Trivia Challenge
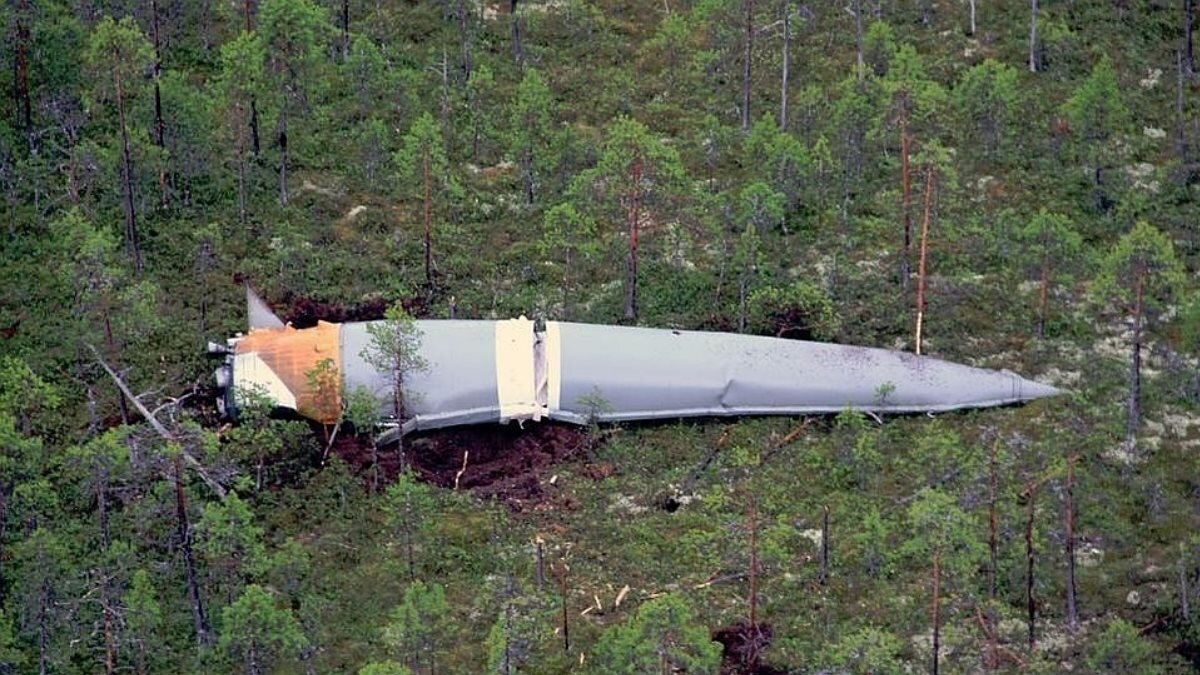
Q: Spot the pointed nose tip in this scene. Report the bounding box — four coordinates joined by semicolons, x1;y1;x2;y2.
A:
1019;377;1065;401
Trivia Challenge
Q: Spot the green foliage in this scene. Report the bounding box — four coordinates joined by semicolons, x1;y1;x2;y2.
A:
197;492;268;593
902;488;985;583
358;662;412;675
83;16;153;108
589;595;721;674
395;112;460;204
485;582;554;674
745;280;840;340
509;68;555;204
123;569;164;673
382;581;452;674
953;59;1020;158
1093;221;1186;318
362;302;427;419
1063;57;1128;143
1084;617;1163;674
219;584;309;673
816;626;906;674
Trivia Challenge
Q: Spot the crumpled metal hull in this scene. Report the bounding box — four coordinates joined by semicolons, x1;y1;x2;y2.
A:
214;293;1061;431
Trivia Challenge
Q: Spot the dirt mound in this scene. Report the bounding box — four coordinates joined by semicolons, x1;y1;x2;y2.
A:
712;621;783;675
330;422;592;509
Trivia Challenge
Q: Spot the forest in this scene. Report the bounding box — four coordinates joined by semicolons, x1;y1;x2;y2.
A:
2;0;1200;672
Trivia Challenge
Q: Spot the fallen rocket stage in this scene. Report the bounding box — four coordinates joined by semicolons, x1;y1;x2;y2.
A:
213;290;1062;433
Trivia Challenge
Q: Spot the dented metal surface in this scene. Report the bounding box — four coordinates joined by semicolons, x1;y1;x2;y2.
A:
215;289;1062;431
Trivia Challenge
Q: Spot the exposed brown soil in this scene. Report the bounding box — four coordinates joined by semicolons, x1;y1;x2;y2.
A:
712;621;784;675
329;422;594;509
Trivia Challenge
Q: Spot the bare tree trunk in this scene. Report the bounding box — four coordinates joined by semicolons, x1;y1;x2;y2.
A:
1179;50;1190;161
175;455;212;647
1180;544;1192;622
854;0;864;78
1065;455;1079;633
459;0;472;79
116;71;144;272
779;0;790;130
1185;0;1195;77
1029;0;1039;73
914;164;934;355
277;108;288;205
899;109;912;289
237;152;248;223
820;503;830;585
423;149;433;284
747;497;761;670
558;562;569;653
535;538;545;590
341;0;351;61
742;0;754;131
986;441;1000;669
14;0;33;150
151;0;168;208
1128;271;1145;445
988;441;999;602
38;578;49;675
969;0;976;35
931;549;941;675
623;156;643;322
522;146;535;205
1025;483;1038;651
510;0;525;70
1036;255;1050;338
250;98;261;157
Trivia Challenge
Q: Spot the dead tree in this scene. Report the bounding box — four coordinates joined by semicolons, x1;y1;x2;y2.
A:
88;346;223;647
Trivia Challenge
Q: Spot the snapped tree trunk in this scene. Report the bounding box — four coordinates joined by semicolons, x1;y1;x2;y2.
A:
623;155;643;322
914;164;934;355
